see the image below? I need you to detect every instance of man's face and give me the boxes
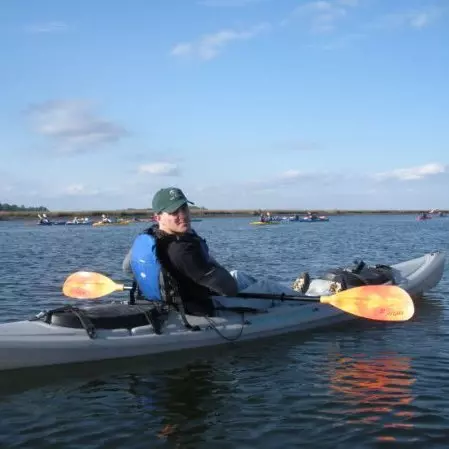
[155,204,191,234]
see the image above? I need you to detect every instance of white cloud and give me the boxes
[278,170,303,180]
[285,0,359,33]
[65,184,85,195]
[408,11,439,29]
[25,21,69,34]
[26,100,127,153]
[63,184,101,196]
[171,23,270,60]
[376,7,444,30]
[138,162,180,176]
[373,163,447,181]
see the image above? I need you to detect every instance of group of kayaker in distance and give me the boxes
[417,209,448,220]
[258,211,321,223]
[67,215,112,224]
[37,213,114,226]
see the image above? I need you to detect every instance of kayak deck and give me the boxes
[306,251,445,297]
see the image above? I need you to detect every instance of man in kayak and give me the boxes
[38,213,50,224]
[123,187,247,315]
[101,214,112,223]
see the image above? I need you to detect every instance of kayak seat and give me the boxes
[44,303,167,331]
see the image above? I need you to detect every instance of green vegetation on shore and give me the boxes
[1,208,446,221]
[0,203,48,212]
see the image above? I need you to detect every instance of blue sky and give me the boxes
[1,0,448,211]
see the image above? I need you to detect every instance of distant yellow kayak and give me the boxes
[93,220,131,227]
[250,221,280,225]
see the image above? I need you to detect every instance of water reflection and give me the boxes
[330,355,416,442]
[71,360,232,446]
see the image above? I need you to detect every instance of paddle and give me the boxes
[236,286,414,321]
[62,271,414,322]
[63,271,132,299]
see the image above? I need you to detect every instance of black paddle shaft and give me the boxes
[236,292,321,302]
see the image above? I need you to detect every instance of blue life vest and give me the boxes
[130,233,163,301]
[129,229,212,302]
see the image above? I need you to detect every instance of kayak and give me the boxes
[92,220,130,227]
[250,221,280,225]
[65,221,93,226]
[298,216,329,222]
[38,221,93,226]
[37,221,66,226]
[0,251,444,372]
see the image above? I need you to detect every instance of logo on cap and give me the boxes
[169,189,182,201]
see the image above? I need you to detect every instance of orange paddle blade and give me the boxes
[322,285,414,321]
[62,271,125,299]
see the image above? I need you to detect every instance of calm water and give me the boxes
[0,215,448,448]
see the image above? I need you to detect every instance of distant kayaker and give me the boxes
[101,214,112,223]
[38,213,49,224]
[123,187,240,316]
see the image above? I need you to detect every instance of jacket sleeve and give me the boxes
[167,240,238,296]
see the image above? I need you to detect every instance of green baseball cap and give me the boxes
[152,187,194,214]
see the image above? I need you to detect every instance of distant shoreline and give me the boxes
[0,209,444,221]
